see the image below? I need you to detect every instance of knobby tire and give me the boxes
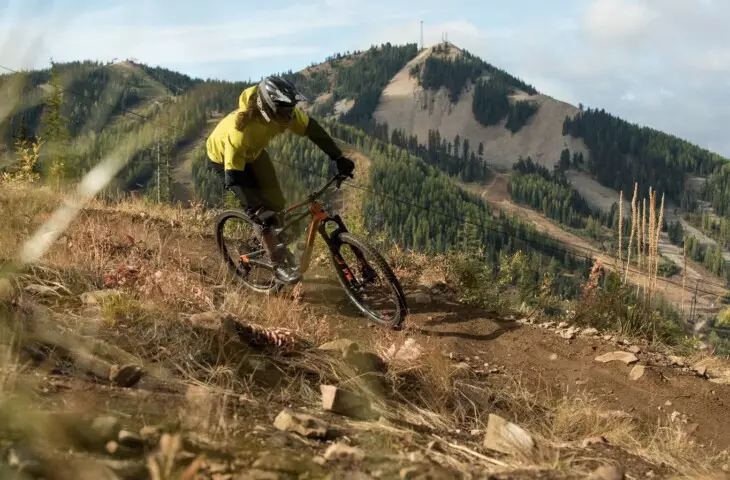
[329,232,408,328]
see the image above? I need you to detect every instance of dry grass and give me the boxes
[1,184,728,478]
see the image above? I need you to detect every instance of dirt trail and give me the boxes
[169,116,221,206]
[304,278,730,452]
[81,208,730,453]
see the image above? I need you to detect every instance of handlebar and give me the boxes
[308,173,351,202]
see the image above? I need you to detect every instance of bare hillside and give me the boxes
[373,46,589,170]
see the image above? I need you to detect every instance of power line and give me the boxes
[1,61,728,299]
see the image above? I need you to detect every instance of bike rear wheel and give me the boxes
[215,209,283,294]
[328,232,408,328]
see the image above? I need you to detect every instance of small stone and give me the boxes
[320,384,373,419]
[587,464,625,480]
[483,413,535,456]
[558,321,569,329]
[664,400,672,407]
[189,311,229,330]
[109,364,144,387]
[582,436,609,447]
[581,327,599,337]
[318,339,358,354]
[668,355,686,367]
[7,445,43,476]
[343,350,386,375]
[323,443,365,462]
[413,292,431,305]
[117,430,145,448]
[81,289,123,305]
[692,365,707,377]
[24,284,63,297]
[595,351,638,365]
[139,426,160,441]
[273,408,331,439]
[603,334,615,341]
[549,353,558,361]
[92,416,122,444]
[629,365,645,381]
[560,327,578,339]
[627,345,641,354]
[385,338,422,363]
[105,440,119,454]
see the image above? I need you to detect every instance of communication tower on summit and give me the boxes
[420,21,424,50]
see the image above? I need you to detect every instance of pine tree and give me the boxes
[40,60,71,187]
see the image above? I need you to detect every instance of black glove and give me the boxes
[334,155,355,178]
[224,169,237,189]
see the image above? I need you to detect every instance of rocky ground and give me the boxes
[1,186,729,479]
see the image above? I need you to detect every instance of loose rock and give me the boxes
[413,292,431,305]
[323,443,365,462]
[560,326,580,339]
[343,349,386,375]
[24,284,63,297]
[587,464,625,480]
[117,430,146,449]
[629,365,646,381]
[626,345,641,354]
[667,355,686,367]
[385,338,422,363]
[582,436,609,447]
[81,289,123,305]
[581,327,599,337]
[483,413,535,456]
[92,415,122,444]
[273,408,332,439]
[189,311,230,330]
[692,365,708,377]
[320,384,373,419]
[595,351,639,365]
[318,338,358,355]
[109,364,144,387]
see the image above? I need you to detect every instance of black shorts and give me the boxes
[209,149,286,212]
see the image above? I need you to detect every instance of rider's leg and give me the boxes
[209,158,280,260]
[246,151,301,282]
[211,155,299,283]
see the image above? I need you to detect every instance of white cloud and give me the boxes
[0,1,357,69]
[582,0,657,44]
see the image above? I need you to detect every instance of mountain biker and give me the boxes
[205,75,355,284]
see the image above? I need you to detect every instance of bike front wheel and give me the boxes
[328,232,408,328]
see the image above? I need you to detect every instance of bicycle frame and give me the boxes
[271,175,359,278]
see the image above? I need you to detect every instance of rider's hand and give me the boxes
[334,155,355,178]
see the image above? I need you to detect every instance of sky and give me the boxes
[1,0,729,157]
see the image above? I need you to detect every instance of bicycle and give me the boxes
[214,173,408,329]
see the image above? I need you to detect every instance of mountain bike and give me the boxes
[214,173,408,329]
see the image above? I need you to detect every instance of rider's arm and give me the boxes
[304,117,343,160]
[287,108,343,160]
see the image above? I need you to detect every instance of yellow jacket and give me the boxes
[206,85,310,171]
